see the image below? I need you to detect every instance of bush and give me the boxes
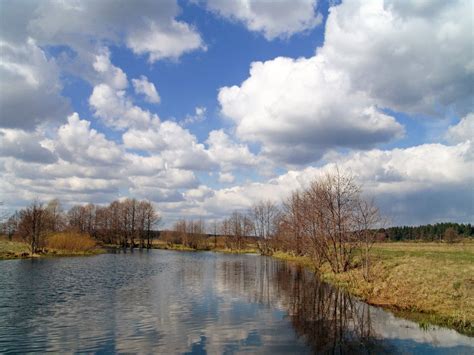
[46,232,96,252]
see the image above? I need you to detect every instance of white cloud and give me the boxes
[126,19,205,62]
[55,113,123,166]
[0,128,57,164]
[123,121,215,170]
[132,76,160,104]
[0,0,205,133]
[92,49,128,90]
[89,84,158,130]
[219,56,404,164]
[184,185,214,201]
[206,0,322,40]
[130,169,197,190]
[0,39,69,130]
[321,0,473,115]
[206,129,258,170]
[25,0,205,63]
[191,141,474,224]
[446,113,474,144]
[218,172,235,183]
[182,106,207,125]
[218,0,473,165]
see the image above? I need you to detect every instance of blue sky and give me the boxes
[0,0,472,226]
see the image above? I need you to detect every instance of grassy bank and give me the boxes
[274,242,474,336]
[151,239,259,254]
[0,235,105,260]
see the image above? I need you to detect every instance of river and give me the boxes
[0,250,472,353]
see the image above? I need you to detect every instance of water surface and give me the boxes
[0,250,472,353]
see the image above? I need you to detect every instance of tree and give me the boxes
[17,201,49,254]
[250,200,280,255]
[45,199,65,232]
[444,227,459,243]
[142,201,160,248]
[2,212,19,241]
[278,169,382,274]
[281,191,305,256]
[354,199,383,281]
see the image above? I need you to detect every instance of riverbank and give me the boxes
[151,240,474,335]
[151,239,259,254]
[2,237,472,335]
[274,242,474,336]
[0,238,105,260]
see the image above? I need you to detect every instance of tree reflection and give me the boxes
[219,257,394,353]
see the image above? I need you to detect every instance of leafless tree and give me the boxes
[17,201,48,253]
[250,200,281,255]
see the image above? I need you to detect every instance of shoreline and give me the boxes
[150,242,474,336]
[1,239,472,336]
[0,239,106,260]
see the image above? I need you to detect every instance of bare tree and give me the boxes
[281,191,305,256]
[17,201,49,254]
[277,169,382,274]
[45,199,65,232]
[250,200,280,255]
[354,199,383,281]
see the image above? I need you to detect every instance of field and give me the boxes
[0,234,104,260]
[275,241,474,335]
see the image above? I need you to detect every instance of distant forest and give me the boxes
[380,223,473,241]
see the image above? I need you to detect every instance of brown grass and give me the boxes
[46,232,97,252]
[273,242,474,335]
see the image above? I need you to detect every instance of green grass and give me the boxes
[0,237,105,260]
[151,239,259,254]
[0,239,31,259]
[273,242,474,336]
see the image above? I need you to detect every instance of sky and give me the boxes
[0,0,473,226]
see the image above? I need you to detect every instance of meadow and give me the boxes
[274,241,474,335]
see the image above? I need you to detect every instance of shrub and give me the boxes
[46,232,96,252]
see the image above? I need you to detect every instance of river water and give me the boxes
[0,250,472,354]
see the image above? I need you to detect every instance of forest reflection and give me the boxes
[218,257,393,353]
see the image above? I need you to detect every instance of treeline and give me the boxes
[168,171,381,279]
[381,223,473,242]
[165,170,472,279]
[1,199,160,253]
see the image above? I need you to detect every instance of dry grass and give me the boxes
[0,237,30,259]
[273,242,474,335]
[46,232,97,252]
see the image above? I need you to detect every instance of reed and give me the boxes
[46,232,96,252]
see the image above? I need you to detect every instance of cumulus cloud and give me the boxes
[92,49,128,90]
[55,113,124,166]
[0,128,57,164]
[0,39,69,130]
[182,106,207,125]
[126,19,205,62]
[218,0,472,165]
[219,56,404,164]
[206,129,258,170]
[206,0,323,40]
[321,0,473,115]
[89,84,158,130]
[123,121,214,170]
[0,0,205,129]
[218,172,235,184]
[0,113,206,208]
[186,141,474,224]
[20,0,205,63]
[132,76,160,104]
[446,113,474,144]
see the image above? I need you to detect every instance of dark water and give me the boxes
[0,250,472,354]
